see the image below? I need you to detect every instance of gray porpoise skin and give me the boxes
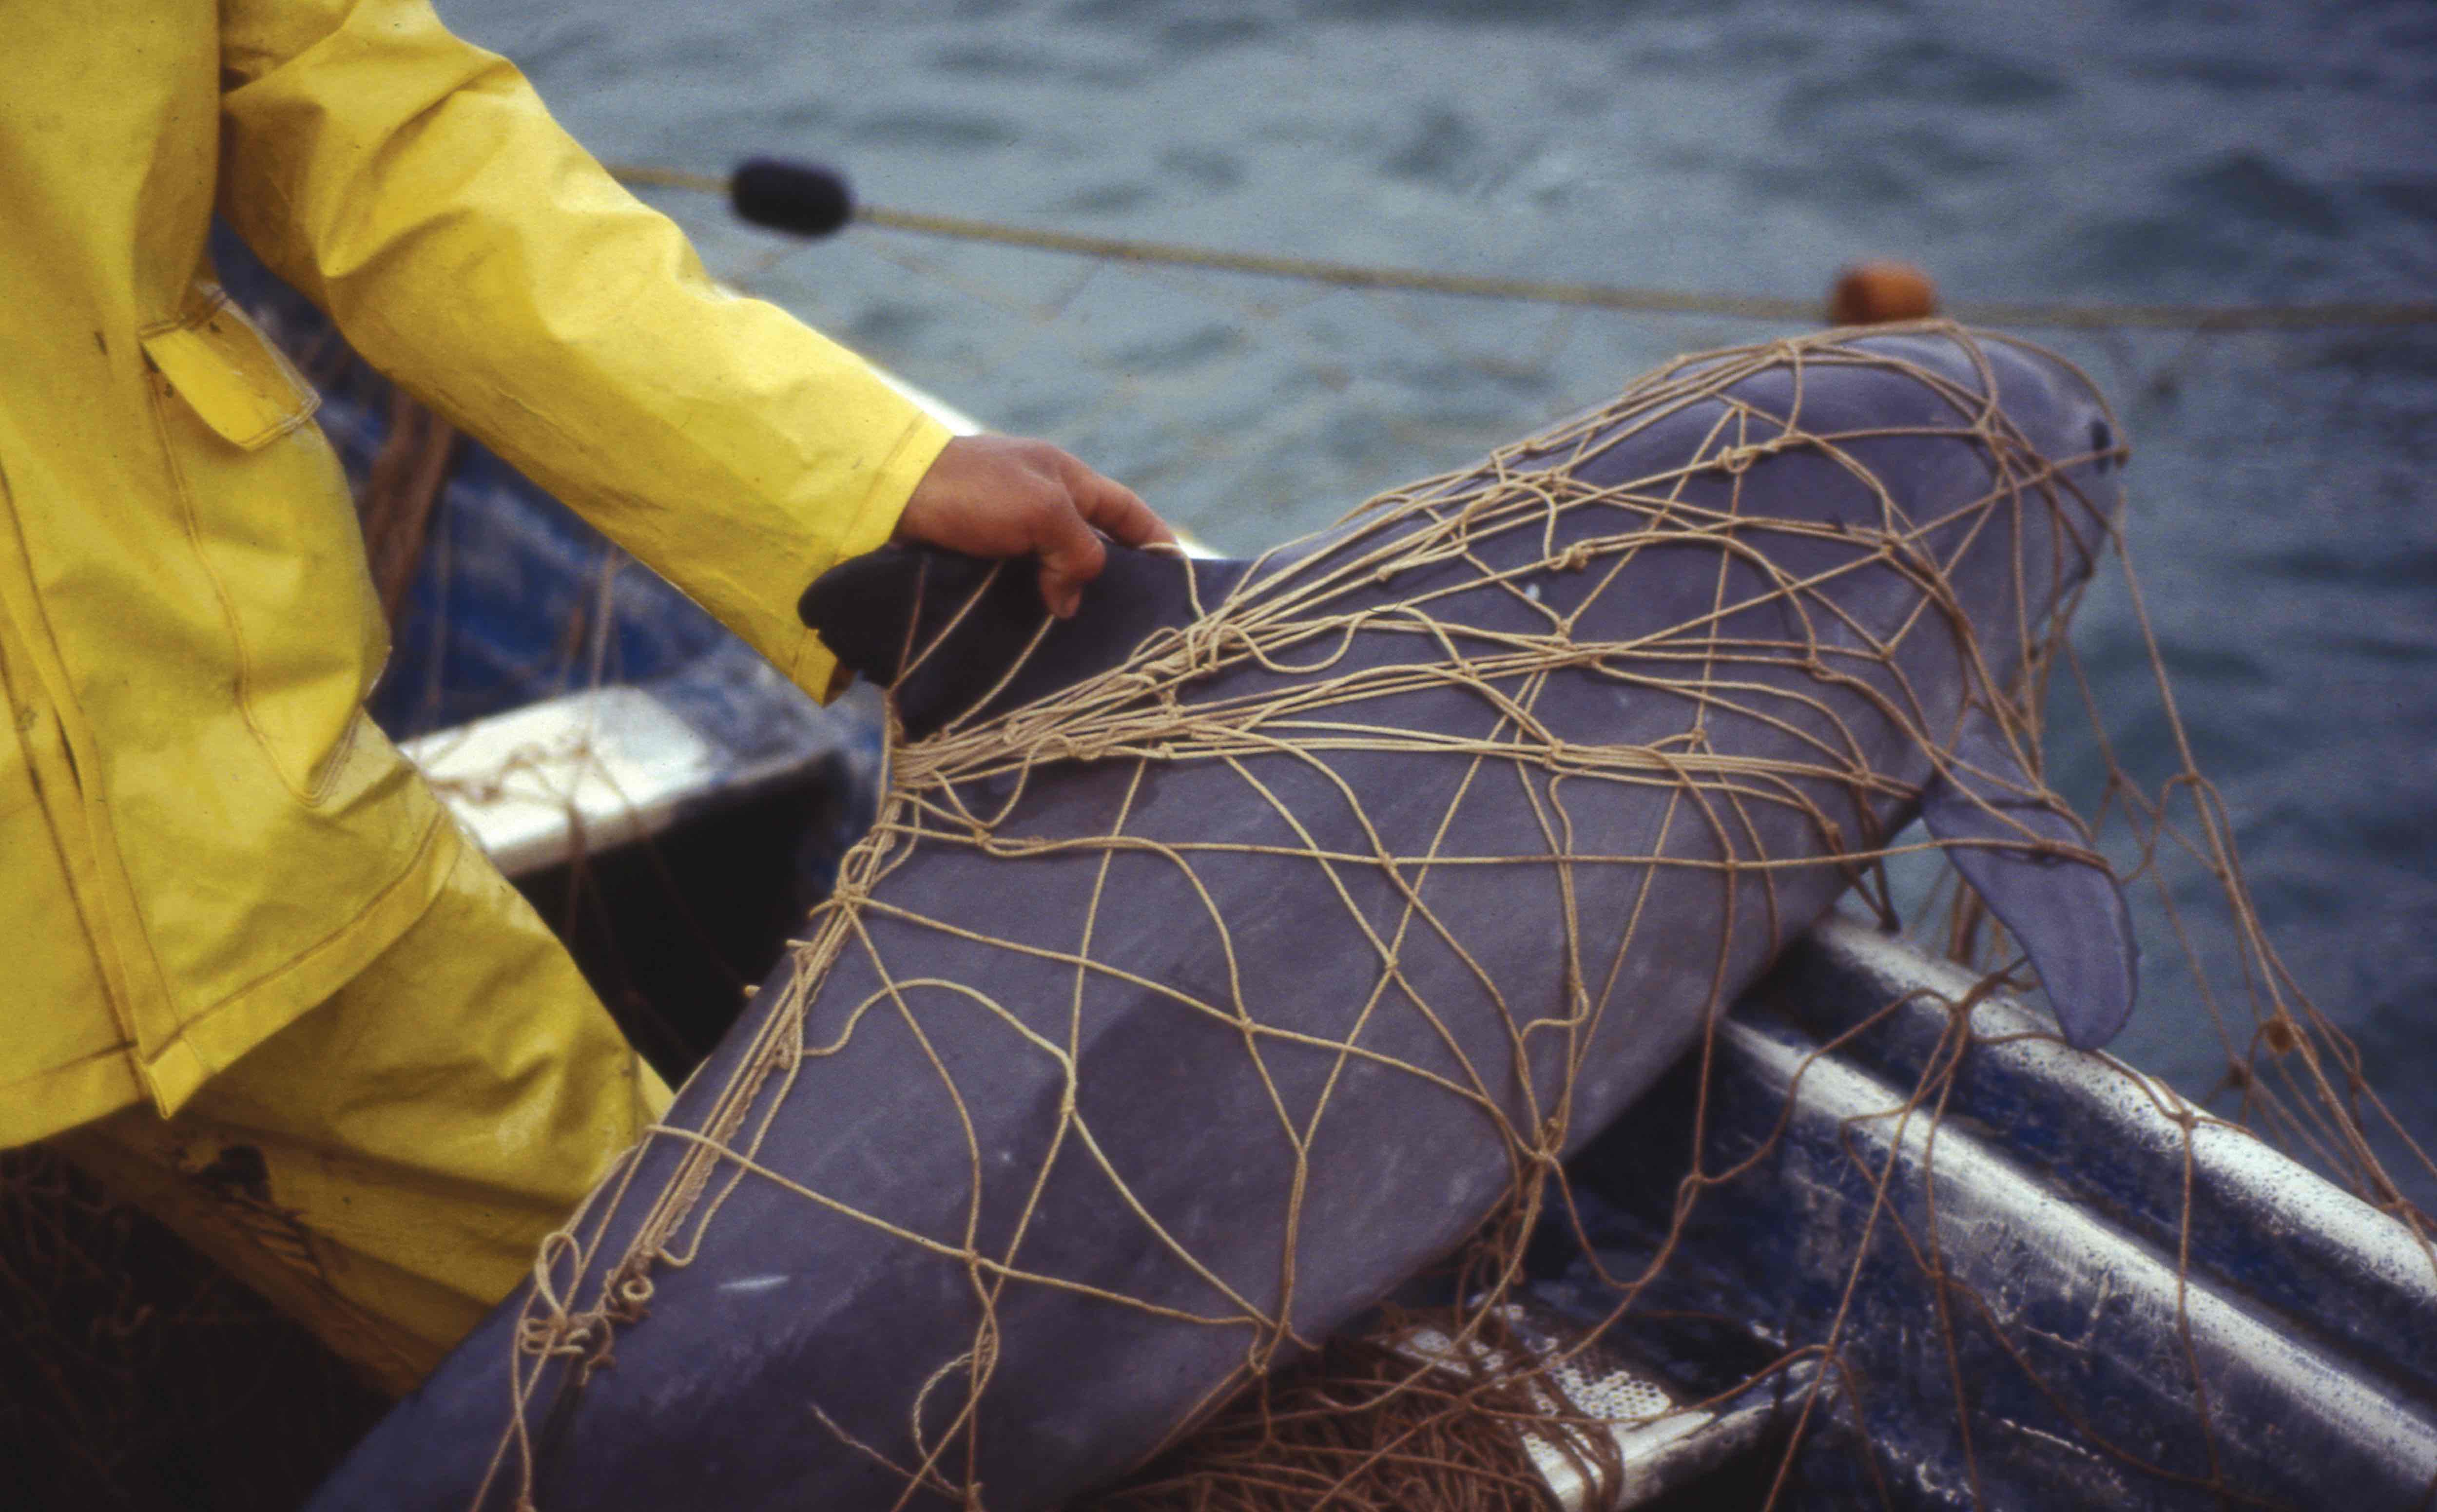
[309,328,2125,1512]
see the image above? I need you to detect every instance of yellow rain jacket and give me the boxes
[0,0,951,1145]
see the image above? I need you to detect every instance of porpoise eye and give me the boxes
[2089,419,2113,472]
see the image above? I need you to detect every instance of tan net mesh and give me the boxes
[10,317,2429,1512]
[475,322,2430,1510]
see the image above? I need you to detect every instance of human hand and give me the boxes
[893,435,1172,618]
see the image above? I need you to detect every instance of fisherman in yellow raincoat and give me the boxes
[1,1,1167,1394]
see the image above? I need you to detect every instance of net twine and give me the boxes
[467,323,2431,1512]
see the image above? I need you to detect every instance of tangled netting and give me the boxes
[11,323,2429,1512]
[474,323,2431,1511]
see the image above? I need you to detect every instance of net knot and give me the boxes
[1174,616,1240,679]
[607,1268,656,1324]
[1717,435,1799,474]
[515,1310,596,1361]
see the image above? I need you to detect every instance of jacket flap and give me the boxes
[141,286,319,451]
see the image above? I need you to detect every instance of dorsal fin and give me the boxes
[799,543,1246,741]
[1920,710,2140,1050]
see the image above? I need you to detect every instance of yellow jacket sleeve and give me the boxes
[215,0,951,699]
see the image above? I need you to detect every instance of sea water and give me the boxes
[435,0,2437,1207]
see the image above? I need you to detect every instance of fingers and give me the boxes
[1034,450,1167,616]
[1030,488,1108,619]
[890,435,1168,618]
[1062,456,1174,550]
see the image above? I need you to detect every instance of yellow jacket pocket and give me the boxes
[140,285,319,451]
[141,280,387,804]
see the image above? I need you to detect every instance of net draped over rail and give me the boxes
[465,324,2430,1512]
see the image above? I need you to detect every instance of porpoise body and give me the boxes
[310,326,2132,1511]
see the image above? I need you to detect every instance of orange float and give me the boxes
[1829,260,1942,325]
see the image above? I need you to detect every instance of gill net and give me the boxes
[6,306,2428,1512]
[471,322,2434,1511]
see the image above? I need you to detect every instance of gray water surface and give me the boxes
[436,0,2437,1206]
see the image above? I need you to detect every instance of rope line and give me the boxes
[608,162,2437,333]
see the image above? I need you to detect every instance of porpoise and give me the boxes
[308,325,2134,1511]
